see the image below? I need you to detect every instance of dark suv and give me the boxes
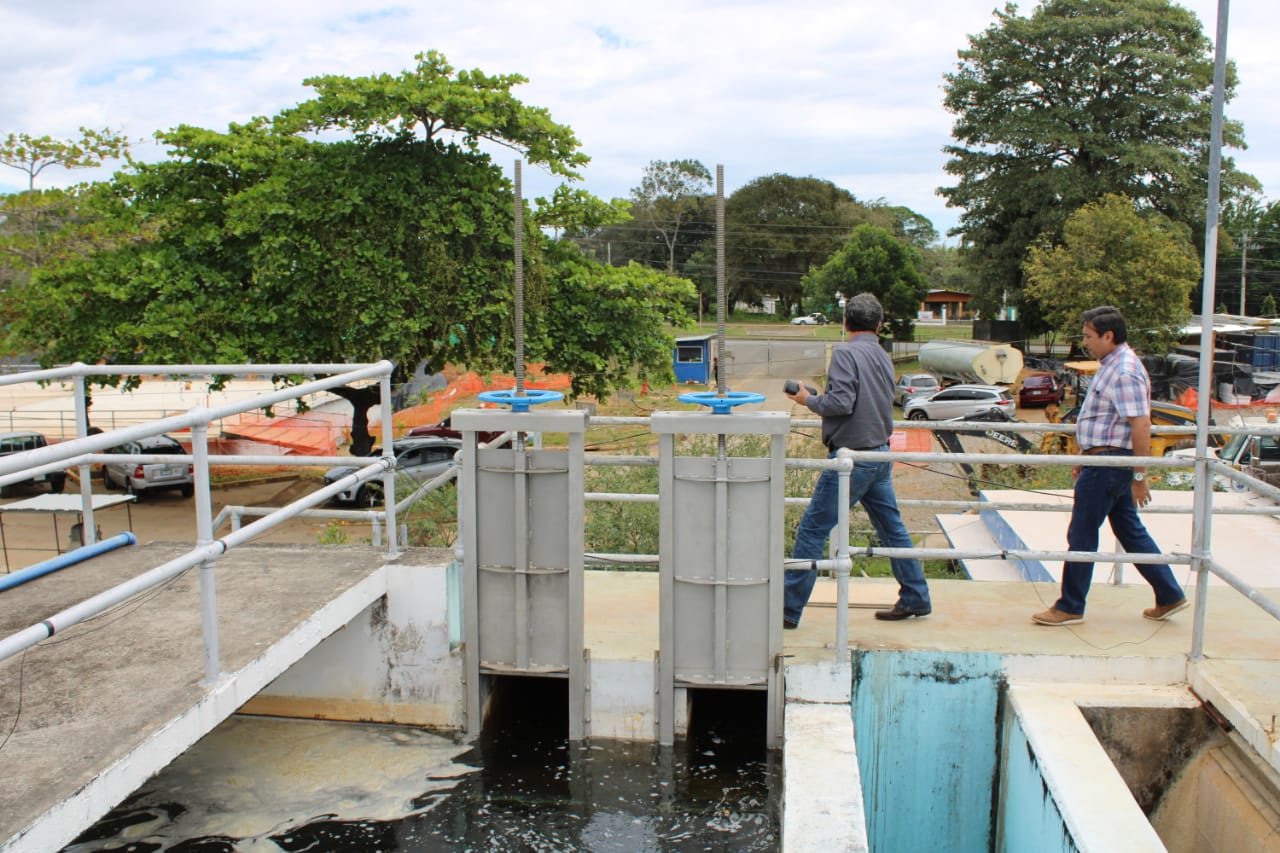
[0,431,67,496]
[325,436,462,506]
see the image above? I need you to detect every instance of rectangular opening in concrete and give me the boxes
[481,674,569,742]
[686,687,769,752]
[1081,704,1280,851]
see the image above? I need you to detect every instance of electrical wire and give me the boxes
[0,563,197,755]
[0,649,28,753]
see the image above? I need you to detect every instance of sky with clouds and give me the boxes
[2,0,1277,240]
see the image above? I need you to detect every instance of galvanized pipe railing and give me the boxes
[0,362,395,675]
[576,424,1280,664]
[0,459,390,666]
[0,362,393,484]
[4,371,1278,673]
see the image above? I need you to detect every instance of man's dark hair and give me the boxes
[1081,306,1127,345]
[844,292,884,333]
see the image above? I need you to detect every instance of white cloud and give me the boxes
[2,0,1277,243]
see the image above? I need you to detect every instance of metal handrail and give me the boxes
[577,421,1280,662]
[0,362,397,682]
[3,371,1277,676]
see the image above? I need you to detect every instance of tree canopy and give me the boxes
[1023,194,1198,354]
[940,0,1256,329]
[570,161,715,318]
[279,50,588,178]
[802,224,929,340]
[5,53,692,452]
[628,159,712,273]
[1214,195,1280,316]
[721,174,861,314]
[0,128,136,333]
[1,127,132,192]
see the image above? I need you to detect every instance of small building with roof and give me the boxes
[673,334,715,384]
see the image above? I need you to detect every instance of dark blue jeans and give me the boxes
[785,448,931,624]
[1056,452,1185,615]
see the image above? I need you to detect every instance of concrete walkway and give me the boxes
[0,542,422,852]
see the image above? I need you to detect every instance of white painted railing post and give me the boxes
[191,419,222,686]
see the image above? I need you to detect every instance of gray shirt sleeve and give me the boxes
[807,347,856,417]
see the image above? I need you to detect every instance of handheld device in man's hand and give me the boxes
[783,380,818,396]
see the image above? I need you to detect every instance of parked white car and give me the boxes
[903,385,1016,420]
[103,434,194,497]
[790,313,828,326]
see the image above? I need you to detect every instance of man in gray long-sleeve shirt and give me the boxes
[783,293,932,626]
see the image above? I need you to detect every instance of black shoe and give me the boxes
[783,618,799,630]
[874,604,932,621]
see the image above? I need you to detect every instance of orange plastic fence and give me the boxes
[372,367,573,435]
[1175,386,1280,412]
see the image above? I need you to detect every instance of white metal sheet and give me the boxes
[0,494,135,514]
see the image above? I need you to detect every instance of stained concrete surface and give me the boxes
[0,542,446,849]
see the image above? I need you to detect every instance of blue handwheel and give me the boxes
[477,389,564,412]
[678,390,767,414]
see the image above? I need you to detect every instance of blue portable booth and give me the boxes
[673,334,715,384]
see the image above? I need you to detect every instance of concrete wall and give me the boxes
[852,650,1004,852]
[1153,742,1280,853]
[242,561,465,729]
[784,703,868,853]
[1001,682,1177,852]
[995,708,1078,852]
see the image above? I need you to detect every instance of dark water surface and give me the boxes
[63,685,779,852]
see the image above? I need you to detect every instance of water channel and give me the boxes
[62,681,780,852]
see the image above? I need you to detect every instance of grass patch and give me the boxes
[209,465,315,485]
[851,557,962,581]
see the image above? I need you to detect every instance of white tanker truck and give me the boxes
[919,340,1024,386]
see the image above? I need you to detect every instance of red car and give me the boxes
[1018,373,1064,407]
[405,419,509,446]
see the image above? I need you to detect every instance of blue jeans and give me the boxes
[785,448,931,624]
[1056,453,1185,615]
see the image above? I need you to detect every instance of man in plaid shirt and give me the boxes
[1032,306,1188,626]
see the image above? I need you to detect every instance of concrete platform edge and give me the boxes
[1,567,389,853]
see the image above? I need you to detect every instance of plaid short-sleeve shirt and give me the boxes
[1075,343,1151,451]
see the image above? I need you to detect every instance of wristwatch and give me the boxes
[1132,472,1146,482]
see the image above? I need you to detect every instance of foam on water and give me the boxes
[63,709,779,852]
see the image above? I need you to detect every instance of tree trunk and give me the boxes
[331,384,382,456]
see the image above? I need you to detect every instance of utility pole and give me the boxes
[1239,231,1250,316]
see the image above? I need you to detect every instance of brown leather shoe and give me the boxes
[1143,598,1188,622]
[1031,607,1084,626]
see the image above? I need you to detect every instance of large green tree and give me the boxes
[940,0,1255,329]
[629,159,712,273]
[802,224,929,339]
[722,174,861,314]
[1215,194,1280,315]
[1024,194,1198,354]
[572,161,715,317]
[8,53,691,452]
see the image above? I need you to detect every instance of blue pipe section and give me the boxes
[0,531,138,592]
